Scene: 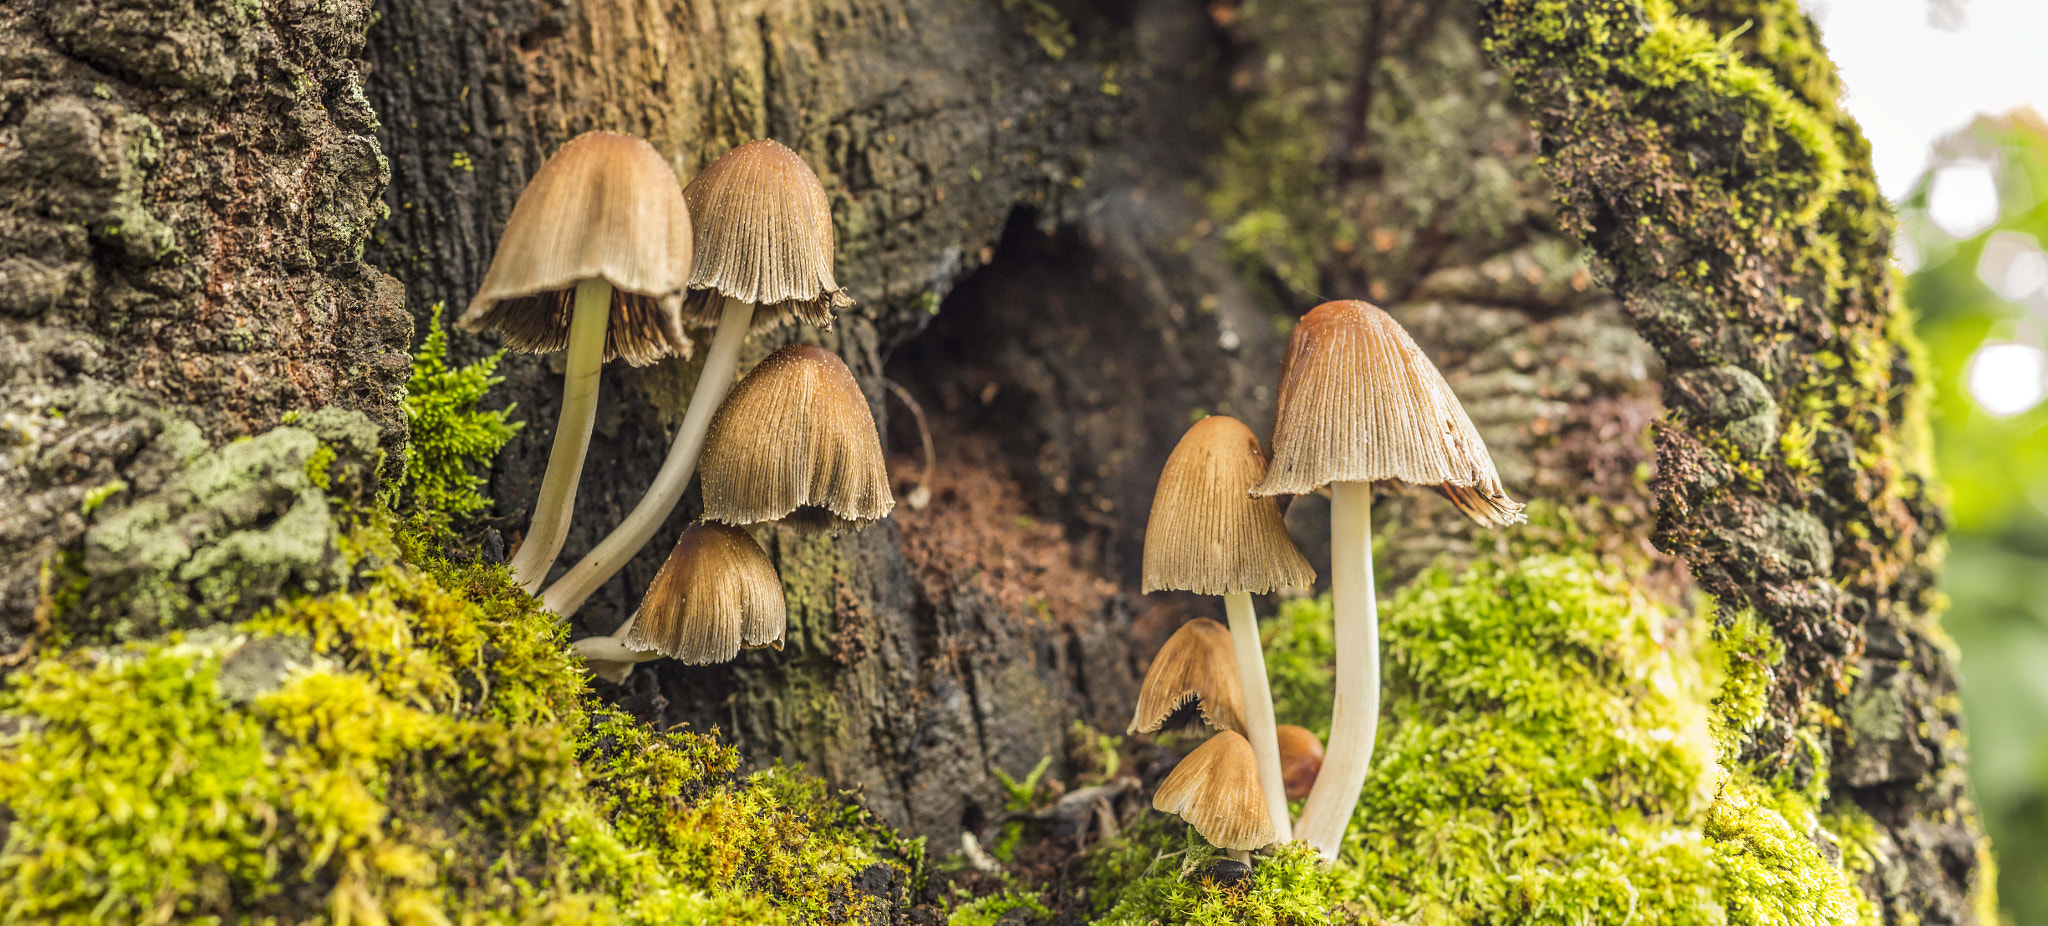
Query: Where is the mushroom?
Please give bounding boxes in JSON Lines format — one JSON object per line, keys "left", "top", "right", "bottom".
{"left": 1152, "top": 729, "right": 1276, "bottom": 861}
{"left": 570, "top": 520, "right": 784, "bottom": 680}
{"left": 1249, "top": 299, "right": 1523, "bottom": 860}
{"left": 540, "top": 139, "right": 850, "bottom": 617}
{"left": 1274, "top": 724, "right": 1323, "bottom": 801}
{"left": 696, "top": 343, "right": 893, "bottom": 532}
{"left": 1143, "top": 415, "right": 1314, "bottom": 842}
{"left": 458, "top": 131, "right": 694, "bottom": 593}
{"left": 627, "top": 520, "right": 786, "bottom": 663}
{"left": 1129, "top": 617, "right": 1247, "bottom": 737}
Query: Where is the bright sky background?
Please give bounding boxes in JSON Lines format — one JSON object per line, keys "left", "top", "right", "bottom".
{"left": 1805, "top": 0, "right": 2048, "bottom": 201}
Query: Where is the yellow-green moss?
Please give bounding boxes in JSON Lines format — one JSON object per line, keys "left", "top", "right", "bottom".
{"left": 0, "top": 514, "right": 915, "bottom": 924}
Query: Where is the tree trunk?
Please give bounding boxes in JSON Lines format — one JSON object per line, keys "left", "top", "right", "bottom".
{"left": 0, "top": 0, "right": 1989, "bottom": 920}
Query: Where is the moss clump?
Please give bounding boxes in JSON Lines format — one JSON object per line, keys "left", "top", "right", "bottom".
{"left": 1085, "top": 553, "right": 1870, "bottom": 925}
{"left": 400, "top": 304, "right": 521, "bottom": 522}
{"left": 0, "top": 510, "right": 915, "bottom": 923}
{"left": 1084, "top": 815, "right": 1346, "bottom": 925}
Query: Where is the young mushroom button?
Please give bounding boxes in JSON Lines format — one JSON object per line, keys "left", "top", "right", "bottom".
{"left": 1143, "top": 414, "right": 1314, "bottom": 844}
{"left": 624, "top": 521, "right": 787, "bottom": 664}
{"left": 457, "top": 131, "right": 694, "bottom": 593}
{"left": 540, "top": 139, "right": 852, "bottom": 619}
{"left": 1250, "top": 299, "right": 1524, "bottom": 861}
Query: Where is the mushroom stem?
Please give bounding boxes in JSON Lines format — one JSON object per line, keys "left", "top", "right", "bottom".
{"left": 540, "top": 295, "right": 755, "bottom": 617}
{"left": 509, "top": 277, "right": 611, "bottom": 592}
{"left": 1223, "top": 591, "right": 1292, "bottom": 845}
{"left": 1229, "top": 849, "right": 1251, "bottom": 865}
{"left": 1296, "top": 480, "right": 1379, "bottom": 861}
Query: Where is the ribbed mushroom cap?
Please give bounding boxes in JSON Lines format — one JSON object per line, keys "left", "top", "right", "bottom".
{"left": 1143, "top": 416, "right": 1315, "bottom": 596}
{"left": 1152, "top": 730, "right": 1276, "bottom": 851}
{"left": 699, "top": 344, "right": 894, "bottom": 532}
{"left": 681, "top": 139, "right": 852, "bottom": 332}
{"left": 624, "top": 521, "right": 786, "bottom": 664}
{"left": 1275, "top": 724, "right": 1324, "bottom": 801}
{"left": 1250, "top": 300, "right": 1525, "bottom": 527}
{"left": 458, "top": 131, "right": 694, "bottom": 366}
{"left": 1128, "top": 618, "right": 1245, "bottom": 736}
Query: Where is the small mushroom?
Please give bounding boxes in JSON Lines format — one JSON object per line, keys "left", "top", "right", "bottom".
{"left": 459, "top": 131, "right": 694, "bottom": 593}
{"left": 1250, "top": 299, "right": 1523, "bottom": 860}
{"left": 698, "top": 343, "right": 894, "bottom": 532}
{"left": 624, "top": 521, "right": 786, "bottom": 663}
{"left": 1129, "top": 618, "right": 1246, "bottom": 737}
{"left": 1152, "top": 730, "right": 1276, "bottom": 857}
{"left": 1144, "top": 414, "right": 1314, "bottom": 843}
{"left": 540, "top": 139, "right": 850, "bottom": 618}
{"left": 1274, "top": 724, "right": 1323, "bottom": 801}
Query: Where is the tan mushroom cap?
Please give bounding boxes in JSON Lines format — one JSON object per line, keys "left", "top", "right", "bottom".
{"left": 1275, "top": 724, "right": 1324, "bottom": 801}
{"left": 1152, "top": 730, "right": 1276, "bottom": 851}
{"left": 699, "top": 344, "right": 895, "bottom": 532}
{"left": 681, "top": 139, "right": 853, "bottom": 332}
{"left": 458, "top": 131, "right": 695, "bottom": 366}
{"left": 1250, "top": 300, "right": 1525, "bottom": 527}
{"left": 625, "top": 521, "right": 787, "bottom": 664}
{"left": 1129, "top": 618, "right": 1245, "bottom": 736}
{"left": 1143, "top": 415, "right": 1314, "bottom": 596}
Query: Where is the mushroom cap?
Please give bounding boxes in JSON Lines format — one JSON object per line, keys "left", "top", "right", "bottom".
{"left": 1250, "top": 300, "right": 1524, "bottom": 527}
{"left": 458, "top": 131, "right": 695, "bottom": 366}
{"left": 1274, "top": 724, "right": 1324, "bottom": 801}
{"left": 699, "top": 343, "right": 895, "bottom": 532}
{"left": 1152, "top": 730, "right": 1276, "bottom": 851}
{"left": 1143, "top": 415, "right": 1315, "bottom": 596}
{"left": 1128, "top": 618, "right": 1245, "bottom": 736}
{"left": 681, "top": 139, "right": 852, "bottom": 332}
{"left": 624, "top": 521, "right": 787, "bottom": 664}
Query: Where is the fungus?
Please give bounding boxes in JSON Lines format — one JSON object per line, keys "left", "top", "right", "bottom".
{"left": 540, "top": 139, "right": 850, "bottom": 617}
{"left": 1249, "top": 299, "right": 1523, "bottom": 860}
{"left": 1152, "top": 729, "right": 1276, "bottom": 860}
{"left": 1143, "top": 415, "right": 1314, "bottom": 843}
{"left": 627, "top": 520, "right": 786, "bottom": 663}
{"left": 1128, "top": 618, "right": 1246, "bottom": 737}
{"left": 458, "top": 131, "right": 694, "bottom": 593}
{"left": 1274, "top": 724, "right": 1323, "bottom": 802}
{"left": 697, "top": 343, "right": 893, "bottom": 532}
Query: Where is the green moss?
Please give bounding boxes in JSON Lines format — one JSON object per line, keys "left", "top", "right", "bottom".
{"left": 401, "top": 303, "right": 521, "bottom": 522}
{"left": 1087, "top": 553, "right": 1869, "bottom": 925}
{"left": 78, "top": 479, "right": 126, "bottom": 516}
{"left": 1085, "top": 816, "right": 1346, "bottom": 925}
{"left": 949, "top": 889, "right": 1055, "bottom": 926}
{"left": 0, "top": 507, "right": 917, "bottom": 923}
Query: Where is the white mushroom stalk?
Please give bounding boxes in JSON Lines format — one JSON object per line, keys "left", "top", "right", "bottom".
{"left": 1223, "top": 590, "right": 1293, "bottom": 843}
{"left": 506, "top": 278, "right": 610, "bottom": 592}
{"left": 539, "top": 295, "right": 752, "bottom": 616}
{"left": 1292, "top": 481, "right": 1378, "bottom": 858}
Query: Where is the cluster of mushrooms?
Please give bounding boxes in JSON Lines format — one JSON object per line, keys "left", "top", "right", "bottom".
{"left": 460, "top": 132, "right": 1524, "bottom": 869}
{"left": 1133, "top": 300, "right": 1525, "bottom": 863}
{"left": 457, "top": 131, "right": 890, "bottom": 680}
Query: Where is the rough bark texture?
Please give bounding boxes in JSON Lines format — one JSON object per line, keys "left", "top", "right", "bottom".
{"left": 0, "top": 0, "right": 1986, "bottom": 917}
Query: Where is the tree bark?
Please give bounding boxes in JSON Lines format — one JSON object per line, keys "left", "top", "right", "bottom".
{"left": 0, "top": 0, "right": 1987, "bottom": 920}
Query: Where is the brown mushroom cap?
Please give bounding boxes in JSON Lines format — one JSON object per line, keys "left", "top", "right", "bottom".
{"left": 625, "top": 521, "right": 786, "bottom": 664}
{"left": 458, "top": 131, "right": 694, "bottom": 366}
{"left": 1152, "top": 730, "right": 1277, "bottom": 851}
{"left": 699, "top": 343, "right": 895, "bottom": 532}
{"left": 681, "top": 139, "right": 852, "bottom": 332}
{"left": 1275, "top": 724, "right": 1324, "bottom": 801}
{"left": 1143, "top": 415, "right": 1315, "bottom": 596}
{"left": 1129, "top": 618, "right": 1245, "bottom": 736}
{"left": 1249, "top": 300, "right": 1524, "bottom": 527}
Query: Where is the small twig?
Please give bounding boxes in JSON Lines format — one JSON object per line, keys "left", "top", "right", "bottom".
{"left": 883, "top": 378, "right": 935, "bottom": 509}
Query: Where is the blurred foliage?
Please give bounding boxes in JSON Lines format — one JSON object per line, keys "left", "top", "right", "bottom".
{"left": 1900, "top": 109, "right": 2048, "bottom": 926}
